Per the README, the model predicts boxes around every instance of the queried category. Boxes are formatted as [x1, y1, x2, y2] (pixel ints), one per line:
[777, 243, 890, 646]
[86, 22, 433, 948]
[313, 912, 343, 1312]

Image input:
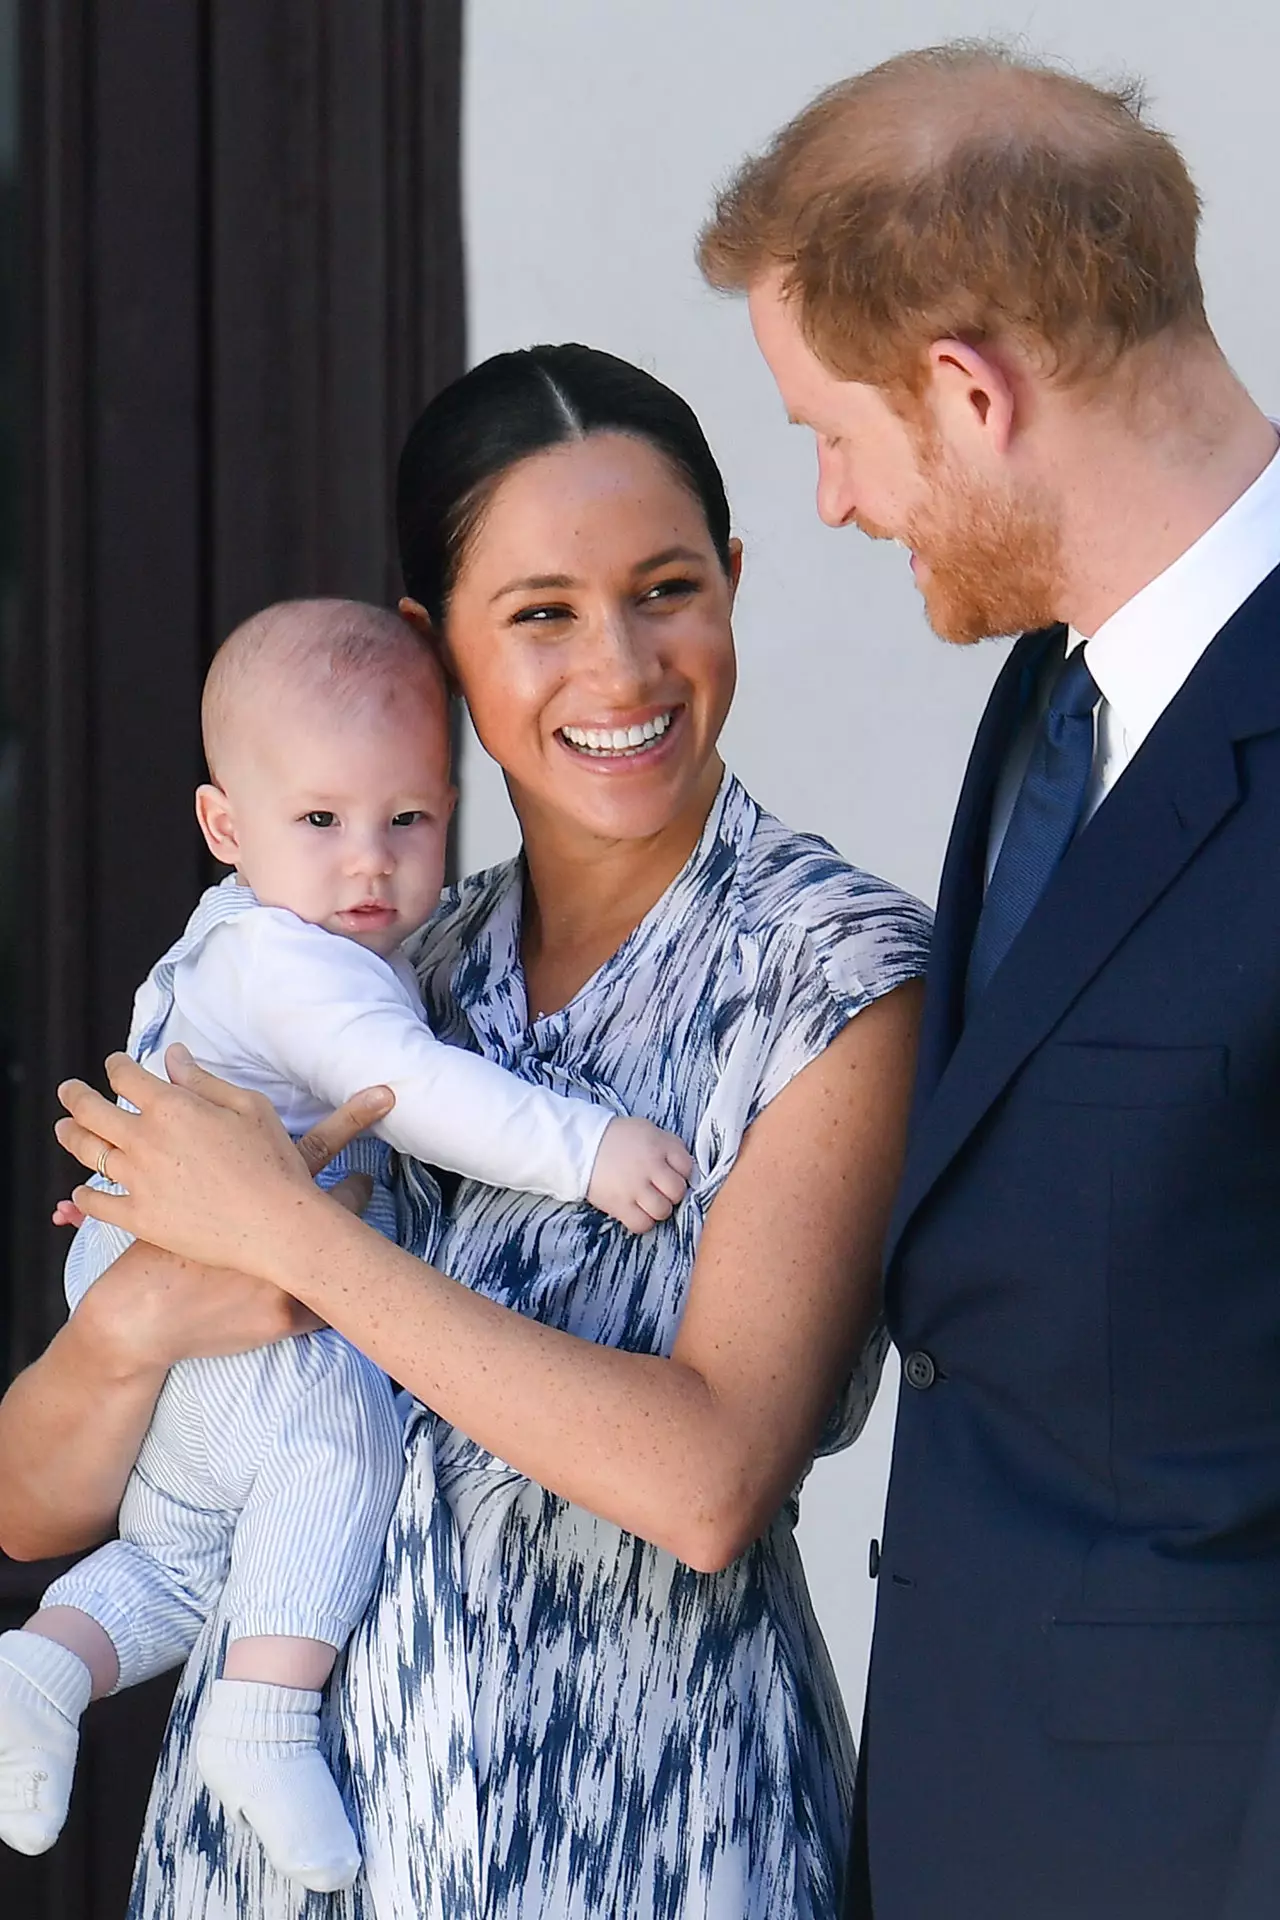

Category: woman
[7, 346, 929, 1918]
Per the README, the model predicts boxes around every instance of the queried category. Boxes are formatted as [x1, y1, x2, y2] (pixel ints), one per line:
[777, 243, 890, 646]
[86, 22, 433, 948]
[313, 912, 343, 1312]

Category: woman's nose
[589, 608, 655, 696]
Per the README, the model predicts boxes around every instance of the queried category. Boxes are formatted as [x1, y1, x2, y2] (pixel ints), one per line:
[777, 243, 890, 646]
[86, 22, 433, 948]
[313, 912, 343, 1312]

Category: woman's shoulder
[732, 791, 933, 964]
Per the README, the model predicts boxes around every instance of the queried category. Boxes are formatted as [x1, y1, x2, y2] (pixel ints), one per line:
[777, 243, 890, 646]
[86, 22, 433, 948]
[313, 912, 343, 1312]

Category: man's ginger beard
[863, 417, 1065, 646]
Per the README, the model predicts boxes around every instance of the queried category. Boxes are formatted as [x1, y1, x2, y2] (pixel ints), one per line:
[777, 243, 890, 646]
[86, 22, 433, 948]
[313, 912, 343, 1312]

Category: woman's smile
[557, 705, 680, 762]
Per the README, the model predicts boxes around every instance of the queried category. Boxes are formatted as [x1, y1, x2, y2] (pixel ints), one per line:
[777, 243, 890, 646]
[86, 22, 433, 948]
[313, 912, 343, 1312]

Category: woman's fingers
[162, 1044, 264, 1114]
[295, 1087, 395, 1176]
[55, 1077, 138, 1151]
[325, 1173, 375, 1217]
[55, 1114, 126, 1176]
[68, 1182, 134, 1233]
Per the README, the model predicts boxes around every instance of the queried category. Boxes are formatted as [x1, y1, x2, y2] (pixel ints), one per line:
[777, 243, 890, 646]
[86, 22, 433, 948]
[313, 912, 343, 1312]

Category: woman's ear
[398, 596, 460, 695]
[726, 537, 744, 602]
[397, 596, 431, 638]
[195, 784, 240, 867]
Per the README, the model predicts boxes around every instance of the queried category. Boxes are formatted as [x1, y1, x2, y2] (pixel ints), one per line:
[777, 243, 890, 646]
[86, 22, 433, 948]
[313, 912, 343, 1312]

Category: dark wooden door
[1, 4, 464, 1912]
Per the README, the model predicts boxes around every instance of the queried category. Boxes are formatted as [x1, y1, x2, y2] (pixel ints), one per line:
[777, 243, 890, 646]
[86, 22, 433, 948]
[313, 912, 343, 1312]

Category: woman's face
[428, 432, 740, 847]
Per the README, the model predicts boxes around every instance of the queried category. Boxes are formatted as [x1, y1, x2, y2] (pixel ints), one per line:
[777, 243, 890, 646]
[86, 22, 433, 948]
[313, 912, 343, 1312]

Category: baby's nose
[349, 836, 394, 876]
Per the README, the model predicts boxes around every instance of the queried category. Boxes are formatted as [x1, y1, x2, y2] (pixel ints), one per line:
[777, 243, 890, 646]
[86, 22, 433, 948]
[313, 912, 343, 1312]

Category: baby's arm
[213, 913, 691, 1229]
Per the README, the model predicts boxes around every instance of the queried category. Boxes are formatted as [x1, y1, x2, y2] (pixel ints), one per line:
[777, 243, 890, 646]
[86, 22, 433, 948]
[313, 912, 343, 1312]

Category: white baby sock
[196, 1679, 360, 1893]
[0, 1628, 93, 1855]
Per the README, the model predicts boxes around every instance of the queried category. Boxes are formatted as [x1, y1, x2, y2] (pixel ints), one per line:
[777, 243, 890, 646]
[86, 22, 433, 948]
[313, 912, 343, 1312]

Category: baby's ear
[195, 783, 240, 866]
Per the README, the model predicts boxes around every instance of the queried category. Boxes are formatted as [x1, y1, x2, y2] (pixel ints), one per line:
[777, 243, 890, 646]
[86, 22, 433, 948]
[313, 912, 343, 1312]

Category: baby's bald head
[197, 599, 456, 953]
[202, 597, 449, 786]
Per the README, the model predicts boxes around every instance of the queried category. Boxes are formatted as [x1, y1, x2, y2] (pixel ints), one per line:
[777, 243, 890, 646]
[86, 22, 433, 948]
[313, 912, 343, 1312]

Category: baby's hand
[52, 1199, 86, 1229]
[587, 1117, 694, 1234]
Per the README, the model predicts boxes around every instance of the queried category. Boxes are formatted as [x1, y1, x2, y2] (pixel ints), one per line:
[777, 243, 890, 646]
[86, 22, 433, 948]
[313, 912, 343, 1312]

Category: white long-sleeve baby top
[127, 881, 611, 1203]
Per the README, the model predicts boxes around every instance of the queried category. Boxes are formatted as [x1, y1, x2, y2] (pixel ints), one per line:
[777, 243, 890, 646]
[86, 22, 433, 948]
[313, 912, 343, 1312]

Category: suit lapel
[887, 564, 1280, 1270]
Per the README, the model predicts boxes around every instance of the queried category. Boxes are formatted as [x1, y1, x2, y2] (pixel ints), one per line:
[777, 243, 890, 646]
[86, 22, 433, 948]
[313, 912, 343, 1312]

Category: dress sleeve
[205, 912, 612, 1202]
[748, 885, 933, 1125]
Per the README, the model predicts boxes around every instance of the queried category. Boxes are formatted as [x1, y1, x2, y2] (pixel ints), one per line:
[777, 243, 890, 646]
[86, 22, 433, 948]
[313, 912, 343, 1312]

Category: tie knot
[1049, 644, 1100, 721]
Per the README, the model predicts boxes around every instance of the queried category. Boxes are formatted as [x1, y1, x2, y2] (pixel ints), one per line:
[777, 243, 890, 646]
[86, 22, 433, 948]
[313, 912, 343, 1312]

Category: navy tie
[966, 642, 1100, 1009]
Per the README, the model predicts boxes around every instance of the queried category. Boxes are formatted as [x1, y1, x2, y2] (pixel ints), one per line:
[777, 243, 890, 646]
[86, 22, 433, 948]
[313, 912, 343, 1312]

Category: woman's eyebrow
[634, 546, 706, 573]
[489, 572, 577, 603]
[489, 548, 705, 604]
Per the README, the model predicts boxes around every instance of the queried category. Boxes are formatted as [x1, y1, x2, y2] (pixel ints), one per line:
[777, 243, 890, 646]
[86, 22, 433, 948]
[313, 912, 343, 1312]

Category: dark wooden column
[3, 3, 464, 1913]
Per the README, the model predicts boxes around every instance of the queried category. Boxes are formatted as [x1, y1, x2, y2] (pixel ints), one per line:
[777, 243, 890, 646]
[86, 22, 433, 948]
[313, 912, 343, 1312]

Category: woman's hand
[0, 1070, 396, 1562]
[55, 1045, 394, 1279]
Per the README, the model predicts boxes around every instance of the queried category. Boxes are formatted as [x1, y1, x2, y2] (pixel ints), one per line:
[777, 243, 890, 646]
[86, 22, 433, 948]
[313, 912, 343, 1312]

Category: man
[701, 42, 1280, 1920]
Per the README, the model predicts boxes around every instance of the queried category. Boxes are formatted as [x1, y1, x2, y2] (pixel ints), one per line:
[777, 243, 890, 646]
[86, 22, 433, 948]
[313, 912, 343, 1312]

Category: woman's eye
[641, 577, 698, 606]
[304, 811, 337, 829]
[391, 810, 426, 828]
[510, 603, 572, 627]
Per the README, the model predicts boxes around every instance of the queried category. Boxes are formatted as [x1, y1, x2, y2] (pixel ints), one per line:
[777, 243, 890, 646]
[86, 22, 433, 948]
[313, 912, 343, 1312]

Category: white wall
[462, 0, 1280, 1721]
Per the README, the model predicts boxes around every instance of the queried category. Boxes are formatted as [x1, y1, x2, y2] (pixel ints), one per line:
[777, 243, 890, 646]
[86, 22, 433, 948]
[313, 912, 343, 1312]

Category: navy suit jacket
[847, 561, 1280, 1920]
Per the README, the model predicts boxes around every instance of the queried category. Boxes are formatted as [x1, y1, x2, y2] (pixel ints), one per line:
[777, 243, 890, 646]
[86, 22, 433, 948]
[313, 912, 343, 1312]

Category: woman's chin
[547, 716, 715, 841]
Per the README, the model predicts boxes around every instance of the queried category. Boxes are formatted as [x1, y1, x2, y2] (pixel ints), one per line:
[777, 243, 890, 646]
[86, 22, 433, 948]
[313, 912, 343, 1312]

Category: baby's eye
[304, 811, 337, 829]
[391, 810, 426, 828]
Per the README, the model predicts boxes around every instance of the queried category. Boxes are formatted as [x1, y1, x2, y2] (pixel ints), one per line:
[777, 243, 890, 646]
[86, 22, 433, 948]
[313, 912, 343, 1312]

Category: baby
[0, 599, 691, 1891]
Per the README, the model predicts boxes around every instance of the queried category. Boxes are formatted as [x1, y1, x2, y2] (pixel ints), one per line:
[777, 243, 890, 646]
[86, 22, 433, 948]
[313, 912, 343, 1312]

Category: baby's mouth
[557, 709, 677, 758]
[338, 902, 397, 925]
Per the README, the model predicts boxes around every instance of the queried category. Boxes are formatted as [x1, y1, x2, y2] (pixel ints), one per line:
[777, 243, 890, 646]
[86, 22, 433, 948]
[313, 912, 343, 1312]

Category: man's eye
[391, 810, 425, 828]
[304, 811, 337, 829]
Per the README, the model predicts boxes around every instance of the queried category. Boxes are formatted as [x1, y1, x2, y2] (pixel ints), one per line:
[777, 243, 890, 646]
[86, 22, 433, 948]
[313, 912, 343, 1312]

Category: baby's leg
[195, 1333, 403, 1895]
[0, 1498, 231, 1858]
[0, 1621, 97, 1856]
[0, 1368, 239, 1860]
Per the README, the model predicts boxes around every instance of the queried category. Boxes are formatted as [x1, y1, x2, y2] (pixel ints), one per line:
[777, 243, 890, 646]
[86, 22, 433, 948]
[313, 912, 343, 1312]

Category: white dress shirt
[987, 432, 1280, 883]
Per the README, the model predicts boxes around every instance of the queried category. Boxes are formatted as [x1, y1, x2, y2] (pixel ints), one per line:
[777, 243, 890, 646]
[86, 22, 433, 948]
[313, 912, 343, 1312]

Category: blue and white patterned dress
[126, 774, 930, 1920]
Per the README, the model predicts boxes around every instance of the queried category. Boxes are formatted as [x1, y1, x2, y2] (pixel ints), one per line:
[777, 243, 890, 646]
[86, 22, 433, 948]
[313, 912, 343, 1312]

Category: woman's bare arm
[0, 1088, 390, 1561]
[58, 986, 921, 1573]
[0, 1260, 171, 1560]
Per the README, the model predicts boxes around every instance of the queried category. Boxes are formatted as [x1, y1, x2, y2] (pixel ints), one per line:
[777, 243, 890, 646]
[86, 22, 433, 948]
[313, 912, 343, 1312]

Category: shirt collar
[1067, 425, 1280, 746]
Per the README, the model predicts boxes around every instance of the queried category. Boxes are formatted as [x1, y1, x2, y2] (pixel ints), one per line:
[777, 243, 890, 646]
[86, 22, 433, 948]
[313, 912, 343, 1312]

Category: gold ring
[96, 1144, 111, 1181]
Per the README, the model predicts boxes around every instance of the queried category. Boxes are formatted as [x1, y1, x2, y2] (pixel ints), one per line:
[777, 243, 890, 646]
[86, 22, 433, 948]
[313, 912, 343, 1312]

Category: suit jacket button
[869, 1538, 881, 1579]
[904, 1350, 937, 1391]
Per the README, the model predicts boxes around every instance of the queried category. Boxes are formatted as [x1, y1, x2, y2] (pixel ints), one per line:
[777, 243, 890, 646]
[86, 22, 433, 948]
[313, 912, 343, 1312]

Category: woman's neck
[516, 759, 724, 1019]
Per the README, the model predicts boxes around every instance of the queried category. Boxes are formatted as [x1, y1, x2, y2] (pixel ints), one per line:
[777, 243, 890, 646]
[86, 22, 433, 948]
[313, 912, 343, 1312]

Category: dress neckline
[451, 770, 751, 1056]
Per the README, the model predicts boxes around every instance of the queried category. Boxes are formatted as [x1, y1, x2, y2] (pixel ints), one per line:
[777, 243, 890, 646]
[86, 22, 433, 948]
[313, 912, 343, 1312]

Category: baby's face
[208, 690, 456, 955]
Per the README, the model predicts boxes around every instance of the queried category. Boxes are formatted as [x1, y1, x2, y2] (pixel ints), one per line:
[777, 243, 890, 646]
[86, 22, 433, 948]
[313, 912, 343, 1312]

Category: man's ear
[925, 337, 1018, 459]
[399, 596, 460, 696]
[195, 784, 240, 866]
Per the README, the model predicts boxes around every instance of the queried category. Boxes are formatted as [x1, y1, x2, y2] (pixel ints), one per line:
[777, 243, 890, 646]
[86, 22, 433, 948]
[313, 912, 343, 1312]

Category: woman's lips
[555, 705, 684, 765]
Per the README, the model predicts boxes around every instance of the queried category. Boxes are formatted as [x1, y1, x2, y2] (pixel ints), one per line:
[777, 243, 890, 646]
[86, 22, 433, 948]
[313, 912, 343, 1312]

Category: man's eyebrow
[489, 573, 576, 603]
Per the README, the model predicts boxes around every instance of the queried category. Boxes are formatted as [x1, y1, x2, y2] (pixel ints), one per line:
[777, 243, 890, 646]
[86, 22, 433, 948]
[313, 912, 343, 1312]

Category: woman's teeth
[560, 711, 674, 756]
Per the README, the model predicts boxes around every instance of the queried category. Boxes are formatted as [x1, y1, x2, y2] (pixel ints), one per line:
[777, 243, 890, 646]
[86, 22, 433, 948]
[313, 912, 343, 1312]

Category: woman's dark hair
[396, 344, 734, 626]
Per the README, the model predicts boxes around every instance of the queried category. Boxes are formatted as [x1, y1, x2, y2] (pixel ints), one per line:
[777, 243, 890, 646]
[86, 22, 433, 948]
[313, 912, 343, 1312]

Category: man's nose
[815, 442, 858, 530]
